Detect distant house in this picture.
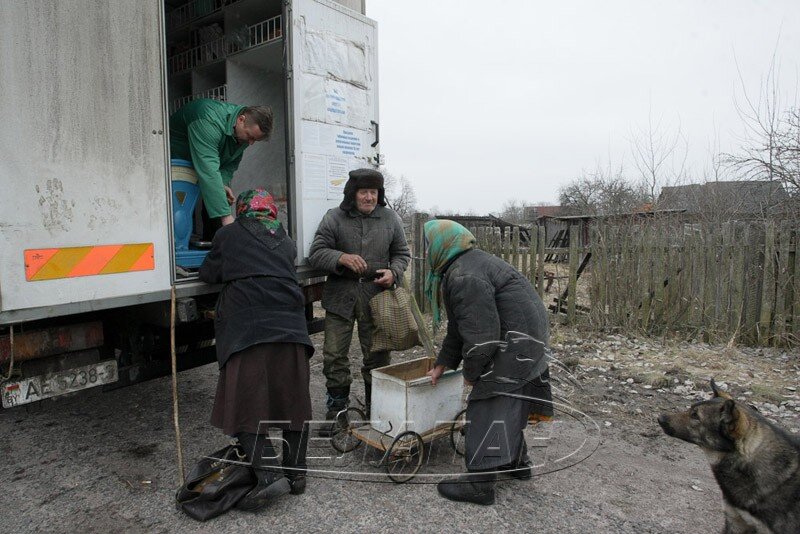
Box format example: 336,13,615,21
523,205,564,221
656,181,790,219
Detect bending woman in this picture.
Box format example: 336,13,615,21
199,189,314,512
425,220,553,505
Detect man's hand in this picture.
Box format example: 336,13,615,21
463,377,475,387
220,214,234,226
338,253,367,274
224,185,235,205
427,364,446,386
374,269,395,288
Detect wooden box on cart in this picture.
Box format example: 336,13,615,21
370,357,464,439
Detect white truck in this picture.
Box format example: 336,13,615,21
0,0,380,408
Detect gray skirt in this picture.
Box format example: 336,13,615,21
210,342,312,435
464,380,544,471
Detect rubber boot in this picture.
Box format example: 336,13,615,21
235,432,291,512
282,429,308,495
504,440,532,480
319,386,350,437
364,383,372,419
436,470,497,505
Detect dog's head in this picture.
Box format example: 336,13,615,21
657,379,749,453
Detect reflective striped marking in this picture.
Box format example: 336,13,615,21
24,243,155,281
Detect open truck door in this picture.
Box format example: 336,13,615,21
0,2,171,323
287,0,380,261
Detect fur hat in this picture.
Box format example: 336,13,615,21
339,168,387,211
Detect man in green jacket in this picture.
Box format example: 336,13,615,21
169,99,273,237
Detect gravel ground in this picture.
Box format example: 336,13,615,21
3,325,799,533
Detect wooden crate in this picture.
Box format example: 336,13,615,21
370,357,464,439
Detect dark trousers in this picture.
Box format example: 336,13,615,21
200,200,224,242
322,297,390,391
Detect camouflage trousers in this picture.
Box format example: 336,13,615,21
322,293,391,391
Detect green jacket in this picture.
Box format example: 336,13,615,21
169,99,247,218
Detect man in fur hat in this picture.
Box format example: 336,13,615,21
309,169,411,432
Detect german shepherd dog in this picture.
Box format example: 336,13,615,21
658,380,800,534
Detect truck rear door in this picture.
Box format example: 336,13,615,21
0,1,170,322
287,0,380,261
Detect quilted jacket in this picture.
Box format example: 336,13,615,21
308,205,411,319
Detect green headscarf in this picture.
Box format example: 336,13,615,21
424,220,476,326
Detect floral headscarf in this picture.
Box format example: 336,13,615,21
424,219,476,326
235,189,280,231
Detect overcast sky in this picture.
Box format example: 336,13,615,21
366,0,800,214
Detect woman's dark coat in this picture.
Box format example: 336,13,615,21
199,218,314,368
435,249,552,408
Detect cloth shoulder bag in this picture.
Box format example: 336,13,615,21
175,444,256,521
369,286,422,352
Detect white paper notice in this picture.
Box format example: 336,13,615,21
326,156,349,200
326,85,348,123
302,153,327,199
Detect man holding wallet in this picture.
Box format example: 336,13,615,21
308,169,410,431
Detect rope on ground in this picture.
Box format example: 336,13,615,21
170,286,186,485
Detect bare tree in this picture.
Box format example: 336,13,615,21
382,170,418,222
721,51,799,218
559,163,645,216
631,110,689,203
499,199,528,224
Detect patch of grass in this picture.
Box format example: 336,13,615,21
636,372,672,389
748,383,785,404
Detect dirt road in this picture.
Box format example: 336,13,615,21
3,327,798,533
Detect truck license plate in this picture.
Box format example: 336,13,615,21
2,360,118,408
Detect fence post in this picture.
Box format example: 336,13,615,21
528,226,537,284
773,221,791,345
411,212,428,313
502,227,510,263
512,227,520,270
567,224,579,322
537,226,546,298
792,227,800,344
521,229,529,278
729,223,748,341
758,221,777,345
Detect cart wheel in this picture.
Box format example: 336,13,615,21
450,409,467,456
331,407,367,453
385,431,424,483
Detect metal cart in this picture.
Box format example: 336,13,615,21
331,357,467,483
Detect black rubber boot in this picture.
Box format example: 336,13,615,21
235,432,291,512
282,429,309,495
364,383,372,419
504,440,532,480
319,386,350,437
436,470,496,505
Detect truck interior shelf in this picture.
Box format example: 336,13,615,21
167,0,243,32
171,84,227,115
167,14,282,75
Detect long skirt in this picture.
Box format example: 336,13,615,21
210,342,312,435
464,380,543,471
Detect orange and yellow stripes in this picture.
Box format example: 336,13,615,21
24,243,155,281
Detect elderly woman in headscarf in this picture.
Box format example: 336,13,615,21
425,219,553,505
199,189,314,512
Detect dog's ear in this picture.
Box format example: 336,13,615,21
710,378,732,399
720,399,740,438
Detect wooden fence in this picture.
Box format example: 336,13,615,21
410,213,800,347
590,220,800,346
410,214,587,324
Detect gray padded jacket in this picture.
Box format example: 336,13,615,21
308,205,411,319
436,249,553,405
